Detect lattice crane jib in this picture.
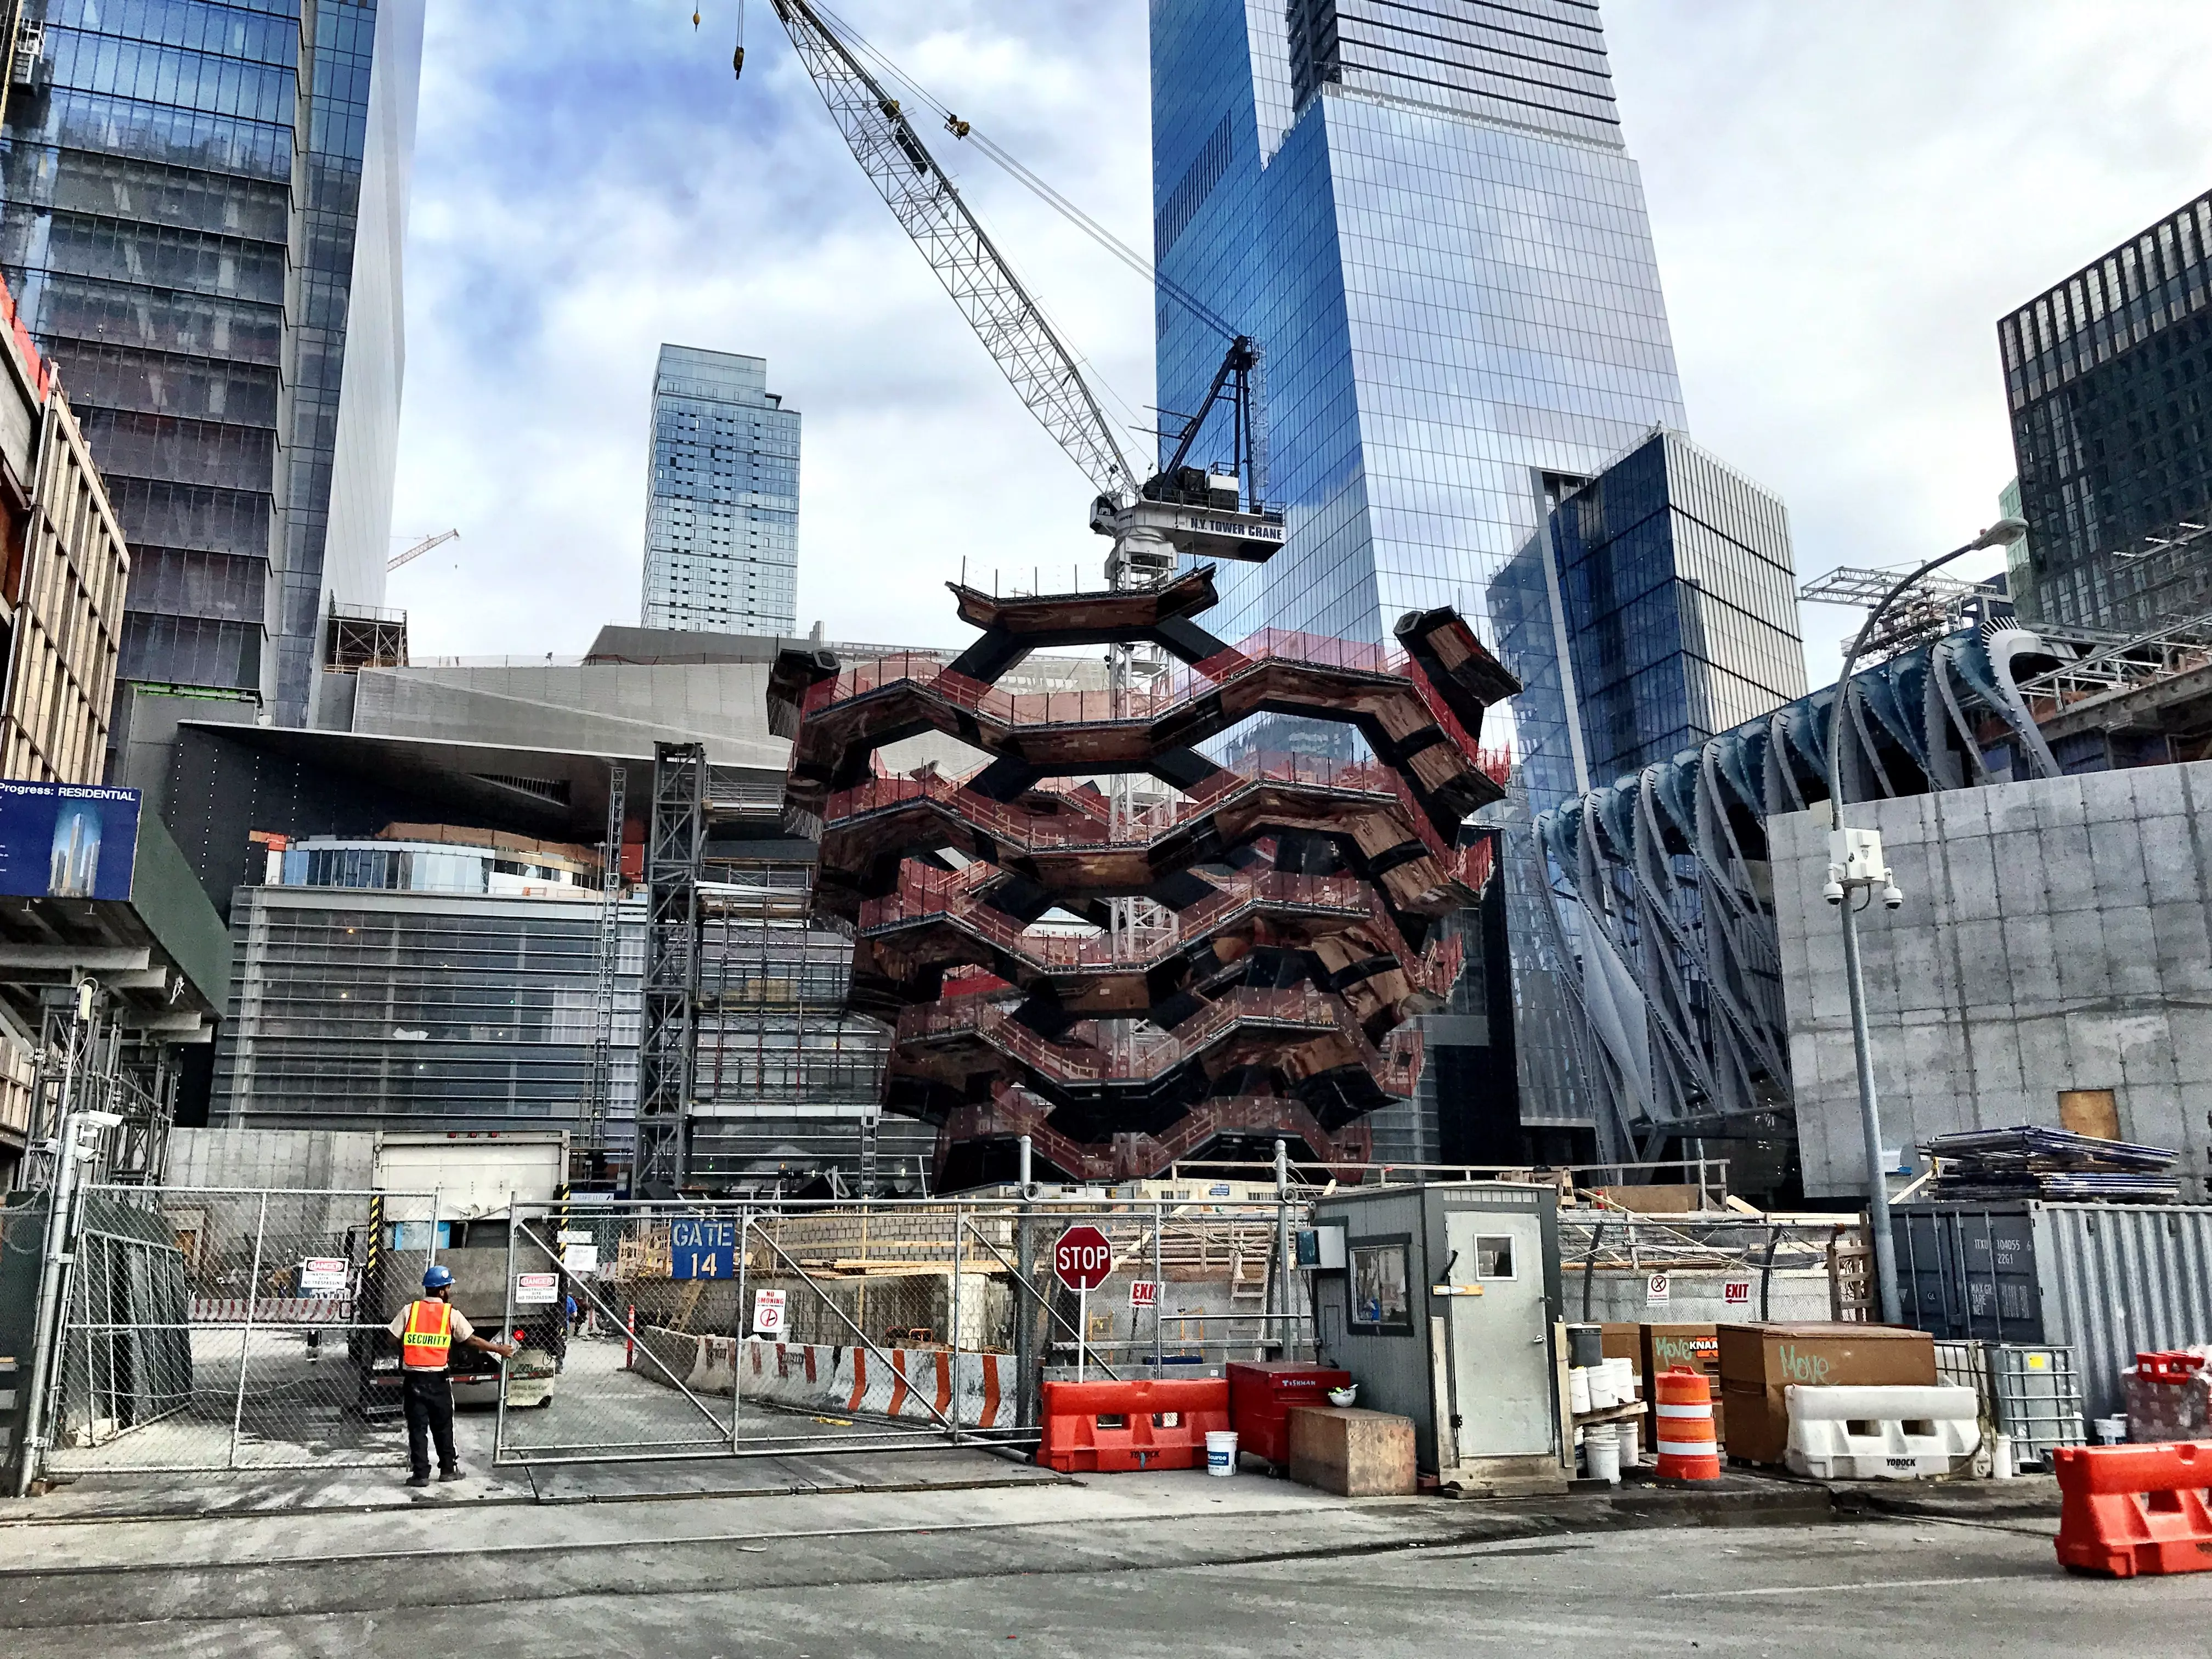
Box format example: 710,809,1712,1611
635,743,705,1195
770,0,1138,506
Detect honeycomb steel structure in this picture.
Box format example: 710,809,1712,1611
770,567,1517,1186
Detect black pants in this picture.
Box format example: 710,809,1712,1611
401,1370,457,1476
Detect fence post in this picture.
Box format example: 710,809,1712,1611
228,1189,271,1472
947,1200,963,1444
496,1191,517,1463
1273,1139,1291,1359
731,1208,749,1452
1015,1193,1035,1429
1153,1198,1164,1376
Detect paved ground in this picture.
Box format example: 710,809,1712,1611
0,1459,2173,1659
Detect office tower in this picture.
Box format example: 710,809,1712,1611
2002,186,2212,633
1152,0,1688,655
0,0,425,745
639,347,800,636
1495,430,1806,819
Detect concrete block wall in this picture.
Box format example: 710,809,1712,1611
1771,759,2212,1200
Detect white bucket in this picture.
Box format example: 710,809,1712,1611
1205,1430,1238,1477
1620,1416,1642,1466
1584,1422,1622,1484
1991,1432,2015,1480
1568,1367,1593,1414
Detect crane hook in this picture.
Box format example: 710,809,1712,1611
944,113,971,139
693,8,702,27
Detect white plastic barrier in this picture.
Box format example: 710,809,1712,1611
1784,1384,1980,1480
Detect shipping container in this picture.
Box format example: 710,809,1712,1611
1895,1203,2212,1422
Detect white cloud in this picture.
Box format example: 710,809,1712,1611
392,0,2212,685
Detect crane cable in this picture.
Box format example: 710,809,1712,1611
804,2,1239,345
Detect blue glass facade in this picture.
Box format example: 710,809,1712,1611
2001,186,2212,633
0,0,422,730
1497,429,1805,820
1151,0,1686,670
639,346,800,636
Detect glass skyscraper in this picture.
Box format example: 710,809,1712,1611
2002,185,2212,634
1495,428,1805,820
0,0,424,743
639,346,799,637
1152,0,1686,662
1151,1,1812,1161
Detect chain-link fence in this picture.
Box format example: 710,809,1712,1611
492,1197,1312,1467
43,1186,439,1474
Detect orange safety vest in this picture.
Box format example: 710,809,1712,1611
400,1298,454,1370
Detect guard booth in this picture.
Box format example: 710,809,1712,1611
1307,1182,1567,1496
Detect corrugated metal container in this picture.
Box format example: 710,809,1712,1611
1896,1203,2212,1422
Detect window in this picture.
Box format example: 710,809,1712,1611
1348,1236,1412,1335
1473,1234,1517,1280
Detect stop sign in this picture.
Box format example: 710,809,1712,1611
1053,1225,1114,1291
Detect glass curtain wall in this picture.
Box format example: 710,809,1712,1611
0,0,421,730
639,345,801,636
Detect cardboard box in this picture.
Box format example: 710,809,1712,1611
1641,1323,1725,1440
1288,1406,1417,1497
1716,1323,1937,1466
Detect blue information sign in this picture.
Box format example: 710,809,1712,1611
0,782,138,901
670,1216,736,1280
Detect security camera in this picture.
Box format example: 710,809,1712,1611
1882,885,1904,910
1823,875,1845,906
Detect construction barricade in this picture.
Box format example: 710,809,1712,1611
1784,1384,1980,1480
1039,1378,1231,1473
2056,1441,2212,1577
634,1330,1011,1430
1654,1367,1721,1481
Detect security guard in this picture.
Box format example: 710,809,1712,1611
388,1265,518,1487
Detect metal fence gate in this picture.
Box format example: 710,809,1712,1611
491,1196,1312,1468
42,1185,439,1474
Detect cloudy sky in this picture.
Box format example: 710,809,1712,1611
387,1,2212,675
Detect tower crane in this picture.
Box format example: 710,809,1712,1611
756,1,1284,588
387,528,460,572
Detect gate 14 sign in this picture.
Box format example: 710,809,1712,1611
1053,1225,1114,1291
672,1217,736,1279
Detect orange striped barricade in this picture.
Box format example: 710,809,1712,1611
1654,1366,1722,1481
1039,1378,1231,1472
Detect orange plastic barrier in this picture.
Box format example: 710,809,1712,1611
1653,1366,1721,1481
2055,1441,2212,1577
1038,1378,1231,1473
2135,1352,2207,1385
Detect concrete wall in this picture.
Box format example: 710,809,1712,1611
1771,761,2212,1200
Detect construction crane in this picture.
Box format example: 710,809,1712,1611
387,528,460,572
756,1,1283,577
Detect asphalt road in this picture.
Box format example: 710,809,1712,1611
1,1504,2198,1659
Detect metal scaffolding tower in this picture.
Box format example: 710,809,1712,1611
579,764,627,1176
635,743,704,1196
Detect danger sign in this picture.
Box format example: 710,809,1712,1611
1646,1273,1671,1305
753,1288,787,1336
1053,1226,1114,1291
1128,1279,1160,1309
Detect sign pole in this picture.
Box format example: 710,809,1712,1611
1077,1283,1087,1383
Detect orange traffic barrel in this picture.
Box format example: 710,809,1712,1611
1654,1366,1721,1481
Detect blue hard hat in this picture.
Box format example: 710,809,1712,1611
422,1265,454,1291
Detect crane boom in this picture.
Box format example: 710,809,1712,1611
388,528,459,572
770,0,1139,504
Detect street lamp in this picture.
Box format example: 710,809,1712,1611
1823,517,2028,1326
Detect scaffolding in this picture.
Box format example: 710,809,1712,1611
635,743,704,1195
578,764,628,1175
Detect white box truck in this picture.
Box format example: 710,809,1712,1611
361,1130,571,1412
